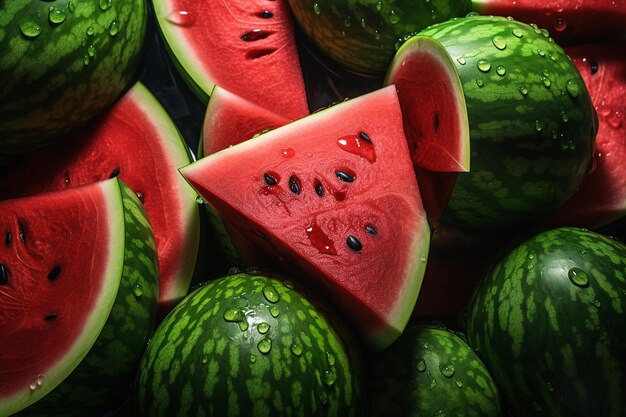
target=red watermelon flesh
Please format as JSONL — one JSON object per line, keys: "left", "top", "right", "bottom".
{"left": 543, "top": 42, "right": 626, "bottom": 229}
{"left": 201, "top": 86, "right": 291, "bottom": 156}
{"left": 0, "top": 82, "right": 200, "bottom": 317}
{"left": 472, "top": 0, "right": 626, "bottom": 46}
{"left": 182, "top": 85, "right": 431, "bottom": 351}
{"left": 0, "top": 180, "right": 124, "bottom": 415}
{"left": 153, "top": 0, "right": 309, "bottom": 121}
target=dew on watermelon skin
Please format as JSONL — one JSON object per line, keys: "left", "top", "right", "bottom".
{"left": 262, "top": 285, "right": 280, "bottom": 303}
{"left": 306, "top": 223, "right": 336, "bottom": 255}
{"left": 67, "top": 1, "right": 76, "bottom": 12}
{"left": 48, "top": 8, "right": 67, "bottom": 25}
{"left": 19, "top": 21, "right": 43, "bottom": 39}
{"left": 133, "top": 284, "right": 144, "bottom": 298}
{"left": 291, "top": 342, "right": 303, "bottom": 356}
{"left": 491, "top": 36, "right": 507, "bottom": 50}
{"left": 269, "top": 306, "right": 280, "bottom": 318}
{"left": 98, "top": 0, "right": 112, "bottom": 11}
{"left": 165, "top": 10, "right": 196, "bottom": 28}
{"left": 313, "top": 2, "right": 321, "bottom": 15}
{"left": 108, "top": 20, "right": 119, "bottom": 36}
{"left": 439, "top": 363, "right": 455, "bottom": 378}
{"left": 477, "top": 59, "right": 491, "bottom": 72}
{"left": 592, "top": 299, "right": 602, "bottom": 308}
{"left": 415, "top": 358, "right": 427, "bottom": 372}
{"left": 257, "top": 337, "right": 272, "bottom": 354}
{"left": 0, "top": 264, "right": 8, "bottom": 285}
{"left": 86, "top": 26, "right": 95, "bottom": 36}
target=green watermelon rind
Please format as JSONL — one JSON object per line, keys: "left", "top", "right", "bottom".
{"left": 1, "top": 179, "right": 126, "bottom": 416}
{"left": 127, "top": 82, "right": 201, "bottom": 309}
{"left": 15, "top": 179, "right": 159, "bottom": 417}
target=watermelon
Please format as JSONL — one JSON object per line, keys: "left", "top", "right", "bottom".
{"left": 152, "top": 0, "right": 309, "bottom": 120}
{"left": 0, "top": 178, "right": 158, "bottom": 416}
{"left": 288, "top": 0, "right": 472, "bottom": 75}
{"left": 472, "top": 0, "right": 626, "bottom": 46}
{"left": 136, "top": 272, "right": 363, "bottom": 417}
{"left": 181, "top": 85, "right": 431, "bottom": 351}
{"left": 386, "top": 15, "right": 597, "bottom": 234}
{"left": 0, "top": 0, "right": 147, "bottom": 159}
{"left": 543, "top": 42, "right": 626, "bottom": 229}
{"left": 367, "top": 323, "right": 502, "bottom": 417}
{"left": 466, "top": 227, "right": 626, "bottom": 417}
{"left": 200, "top": 86, "right": 292, "bottom": 157}
{"left": 0, "top": 81, "right": 200, "bottom": 317}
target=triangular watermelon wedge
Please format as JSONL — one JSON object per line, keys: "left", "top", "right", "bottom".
{"left": 181, "top": 85, "right": 430, "bottom": 351}
{"left": 153, "top": 0, "right": 309, "bottom": 120}
{"left": 0, "top": 178, "right": 158, "bottom": 416}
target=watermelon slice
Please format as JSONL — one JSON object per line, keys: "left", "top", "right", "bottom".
{"left": 200, "top": 86, "right": 292, "bottom": 156}
{"left": 0, "top": 178, "right": 158, "bottom": 416}
{"left": 543, "top": 42, "right": 626, "bottom": 229}
{"left": 181, "top": 86, "right": 431, "bottom": 351}
{"left": 472, "top": 0, "right": 626, "bottom": 46}
{"left": 0, "top": 82, "right": 200, "bottom": 317}
{"left": 152, "top": 0, "right": 309, "bottom": 121}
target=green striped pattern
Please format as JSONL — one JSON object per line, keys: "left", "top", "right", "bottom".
{"left": 0, "top": 0, "right": 146, "bottom": 158}
{"left": 467, "top": 227, "right": 626, "bottom": 417}
{"left": 18, "top": 179, "right": 159, "bottom": 417}
{"left": 137, "top": 273, "right": 362, "bottom": 417}
{"left": 288, "top": 0, "right": 471, "bottom": 74}
{"left": 410, "top": 15, "right": 596, "bottom": 233}
{"left": 367, "top": 324, "right": 501, "bottom": 417}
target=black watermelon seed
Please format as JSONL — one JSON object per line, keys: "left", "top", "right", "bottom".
{"left": 315, "top": 181, "right": 324, "bottom": 197}
{"left": 241, "top": 29, "right": 272, "bottom": 42}
{"left": 590, "top": 60, "right": 599, "bottom": 74}
{"left": 434, "top": 111, "right": 440, "bottom": 132}
{"left": 335, "top": 170, "right": 355, "bottom": 183}
{"left": 346, "top": 235, "right": 363, "bottom": 252}
{"left": 44, "top": 314, "right": 58, "bottom": 322}
{"left": 359, "top": 131, "right": 372, "bottom": 143}
{"left": 264, "top": 173, "right": 278, "bottom": 186}
{"left": 288, "top": 175, "right": 301, "bottom": 195}
{"left": 0, "top": 264, "right": 8, "bottom": 285}
{"left": 136, "top": 192, "right": 145, "bottom": 203}
{"left": 48, "top": 265, "right": 61, "bottom": 281}
{"left": 5, "top": 232, "right": 11, "bottom": 245}
{"left": 109, "top": 167, "right": 120, "bottom": 178}
{"left": 365, "top": 225, "right": 377, "bottom": 235}
{"left": 259, "top": 10, "right": 273, "bottom": 18}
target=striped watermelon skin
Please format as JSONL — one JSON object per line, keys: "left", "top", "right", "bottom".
{"left": 466, "top": 227, "right": 626, "bottom": 417}
{"left": 390, "top": 15, "right": 597, "bottom": 233}
{"left": 0, "top": 0, "right": 147, "bottom": 158}
{"left": 16, "top": 180, "right": 159, "bottom": 417}
{"left": 136, "top": 273, "right": 362, "bottom": 417}
{"left": 367, "top": 324, "right": 502, "bottom": 417}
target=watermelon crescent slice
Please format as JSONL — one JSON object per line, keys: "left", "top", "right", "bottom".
{"left": 0, "top": 180, "right": 125, "bottom": 415}
{"left": 153, "top": 0, "right": 309, "bottom": 121}
{"left": 182, "top": 85, "right": 431, "bottom": 350}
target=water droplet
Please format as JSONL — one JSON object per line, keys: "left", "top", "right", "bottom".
{"left": 415, "top": 358, "right": 427, "bottom": 372}
{"left": 165, "top": 10, "right": 196, "bottom": 27}
{"left": 29, "top": 381, "right": 38, "bottom": 391}
{"left": 313, "top": 3, "right": 321, "bottom": 15}
{"left": 534, "top": 120, "right": 543, "bottom": 132}
{"left": 20, "top": 21, "right": 42, "bottom": 38}
{"left": 250, "top": 354, "right": 257, "bottom": 363}
{"left": 565, "top": 79, "right": 580, "bottom": 98}
{"left": 306, "top": 223, "right": 336, "bottom": 255}
{"left": 553, "top": 17, "right": 567, "bottom": 32}
{"left": 337, "top": 133, "right": 376, "bottom": 162}
{"left": 541, "top": 76, "right": 552, "bottom": 88}
{"left": 376, "top": 1, "right": 383, "bottom": 11}
{"left": 541, "top": 28, "right": 550, "bottom": 37}
{"left": 560, "top": 110, "right": 569, "bottom": 123}
{"left": 262, "top": 285, "right": 280, "bottom": 303}
{"left": 477, "top": 59, "right": 491, "bottom": 72}
{"left": 546, "top": 381, "right": 554, "bottom": 392}
{"left": 83, "top": 55, "right": 90, "bottom": 66}
{"left": 456, "top": 57, "right": 466, "bottom": 65}
{"left": 324, "top": 369, "right": 336, "bottom": 386}
{"left": 496, "top": 65, "right": 506, "bottom": 76}
{"left": 269, "top": 306, "right": 280, "bottom": 318}
{"left": 223, "top": 307, "right": 245, "bottom": 322}
{"left": 537, "top": 48, "right": 546, "bottom": 57}
{"left": 86, "top": 26, "right": 95, "bottom": 36}
{"left": 608, "top": 111, "right": 623, "bottom": 128}
{"left": 476, "top": 77, "right": 484, "bottom": 87}
{"left": 592, "top": 299, "right": 602, "bottom": 308}
{"left": 434, "top": 410, "right": 447, "bottom": 417}
{"left": 318, "top": 390, "right": 328, "bottom": 404}
{"left": 202, "top": 356, "right": 208, "bottom": 364}
{"left": 456, "top": 380, "right": 463, "bottom": 388}
{"left": 374, "top": 30, "right": 381, "bottom": 40}
{"left": 518, "top": 85, "right": 528, "bottom": 96}
{"left": 257, "top": 322, "right": 270, "bottom": 334}
{"left": 512, "top": 28, "right": 524, "bottom": 37}
{"left": 133, "top": 284, "right": 144, "bottom": 297}
{"left": 389, "top": 10, "right": 400, "bottom": 24}
{"left": 108, "top": 20, "right": 119, "bottom": 36}
{"left": 257, "top": 338, "right": 272, "bottom": 354}
{"left": 568, "top": 267, "right": 589, "bottom": 287}
{"left": 98, "top": 0, "right": 112, "bottom": 11}
{"left": 283, "top": 280, "right": 295, "bottom": 289}
{"left": 87, "top": 44, "right": 96, "bottom": 57}
{"left": 326, "top": 351, "right": 336, "bottom": 366}
{"left": 343, "top": 16, "right": 352, "bottom": 27}
{"left": 492, "top": 36, "right": 507, "bottom": 50}
{"left": 291, "top": 342, "right": 303, "bottom": 356}
{"left": 48, "top": 8, "right": 67, "bottom": 24}
{"left": 440, "top": 363, "right": 455, "bottom": 378}
{"left": 67, "top": 1, "right": 76, "bottom": 12}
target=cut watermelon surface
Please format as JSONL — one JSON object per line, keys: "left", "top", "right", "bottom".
{"left": 200, "top": 86, "right": 292, "bottom": 156}
{"left": 0, "top": 82, "right": 199, "bottom": 317}
{"left": 0, "top": 180, "right": 125, "bottom": 415}
{"left": 182, "top": 86, "right": 431, "bottom": 351}
{"left": 544, "top": 42, "right": 626, "bottom": 229}
{"left": 153, "top": 0, "right": 309, "bottom": 121}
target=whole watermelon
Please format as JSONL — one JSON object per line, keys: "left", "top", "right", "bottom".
{"left": 0, "top": 0, "right": 147, "bottom": 160}
{"left": 136, "top": 272, "right": 363, "bottom": 417}
{"left": 467, "top": 227, "right": 626, "bottom": 417}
